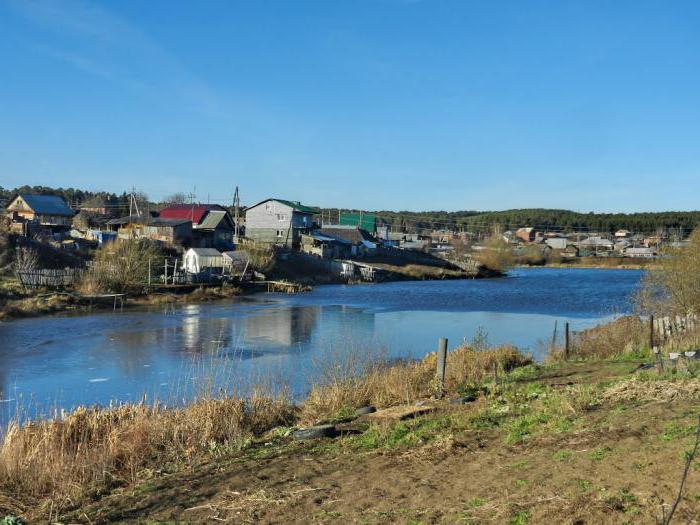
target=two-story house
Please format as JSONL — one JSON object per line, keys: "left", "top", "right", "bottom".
{"left": 244, "top": 198, "right": 317, "bottom": 248}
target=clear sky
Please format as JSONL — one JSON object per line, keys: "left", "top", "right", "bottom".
{"left": 1, "top": 0, "right": 699, "bottom": 212}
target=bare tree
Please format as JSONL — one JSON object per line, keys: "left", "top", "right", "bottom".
{"left": 164, "top": 192, "right": 188, "bottom": 205}
{"left": 15, "top": 247, "right": 39, "bottom": 273}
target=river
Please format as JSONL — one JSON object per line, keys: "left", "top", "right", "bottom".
{"left": 0, "top": 267, "right": 642, "bottom": 424}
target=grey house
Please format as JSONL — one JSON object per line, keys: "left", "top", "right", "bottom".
{"left": 244, "top": 198, "right": 317, "bottom": 248}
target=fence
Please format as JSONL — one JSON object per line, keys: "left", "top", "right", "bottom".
{"left": 16, "top": 268, "right": 83, "bottom": 288}
{"left": 652, "top": 314, "right": 699, "bottom": 342}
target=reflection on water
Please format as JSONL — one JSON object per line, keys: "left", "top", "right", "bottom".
{"left": 0, "top": 267, "right": 643, "bottom": 424}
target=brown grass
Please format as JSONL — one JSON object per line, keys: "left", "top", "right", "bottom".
{"left": 548, "top": 316, "right": 648, "bottom": 361}
{"left": 301, "top": 345, "right": 531, "bottom": 424}
{"left": 0, "top": 343, "right": 531, "bottom": 515}
{"left": 0, "top": 392, "right": 296, "bottom": 508}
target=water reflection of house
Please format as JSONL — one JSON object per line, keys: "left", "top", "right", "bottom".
{"left": 244, "top": 307, "right": 319, "bottom": 347}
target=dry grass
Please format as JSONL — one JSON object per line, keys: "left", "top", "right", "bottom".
{"left": 301, "top": 345, "right": 531, "bottom": 424}
{"left": 0, "top": 392, "right": 295, "bottom": 507}
{"left": 601, "top": 377, "right": 700, "bottom": 403}
{"left": 0, "top": 342, "right": 531, "bottom": 517}
{"left": 548, "top": 316, "right": 648, "bottom": 361}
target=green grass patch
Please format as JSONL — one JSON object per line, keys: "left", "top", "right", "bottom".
{"left": 553, "top": 450, "right": 574, "bottom": 462}
{"left": 344, "top": 413, "right": 469, "bottom": 451}
{"left": 660, "top": 422, "right": 696, "bottom": 441}
{"left": 588, "top": 446, "right": 614, "bottom": 461}
{"left": 465, "top": 497, "right": 488, "bottom": 509}
{"left": 508, "top": 511, "right": 530, "bottom": 524}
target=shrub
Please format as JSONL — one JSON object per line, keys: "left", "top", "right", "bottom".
{"left": 78, "top": 238, "right": 165, "bottom": 294}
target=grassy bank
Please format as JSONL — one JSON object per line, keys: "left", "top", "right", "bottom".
{"left": 518, "top": 256, "right": 659, "bottom": 270}
{"left": 2, "top": 316, "right": 700, "bottom": 523}
{"left": 0, "top": 280, "right": 243, "bottom": 321}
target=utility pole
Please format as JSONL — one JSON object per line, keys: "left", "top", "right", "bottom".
{"left": 187, "top": 188, "right": 196, "bottom": 222}
{"left": 233, "top": 186, "right": 241, "bottom": 243}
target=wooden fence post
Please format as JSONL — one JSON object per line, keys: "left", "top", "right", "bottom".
{"left": 436, "top": 337, "right": 448, "bottom": 397}
{"left": 551, "top": 320, "right": 558, "bottom": 353}
{"left": 649, "top": 314, "right": 655, "bottom": 350}
{"left": 565, "top": 322, "right": 570, "bottom": 359}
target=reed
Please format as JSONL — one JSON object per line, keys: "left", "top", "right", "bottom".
{"left": 0, "top": 340, "right": 531, "bottom": 515}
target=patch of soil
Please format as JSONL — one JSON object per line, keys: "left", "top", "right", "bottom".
{"left": 58, "top": 397, "right": 700, "bottom": 524}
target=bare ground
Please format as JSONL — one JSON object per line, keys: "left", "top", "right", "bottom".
{"left": 37, "top": 361, "right": 700, "bottom": 525}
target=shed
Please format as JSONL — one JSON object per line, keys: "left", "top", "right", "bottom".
{"left": 182, "top": 248, "right": 225, "bottom": 273}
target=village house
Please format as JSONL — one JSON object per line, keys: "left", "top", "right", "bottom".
{"left": 515, "top": 227, "right": 537, "bottom": 243}
{"left": 544, "top": 237, "right": 567, "bottom": 250}
{"left": 244, "top": 198, "right": 317, "bottom": 248}
{"left": 106, "top": 215, "right": 192, "bottom": 246}
{"left": 5, "top": 193, "right": 75, "bottom": 233}
{"left": 319, "top": 225, "right": 378, "bottom": 257}
{"left": 615, "top": 229, "right": 632, "bottom": 239}
{"left": 625, "top": 247, "right": 657, "bottom": 258}
{"left": 578, "top": 236, "right": 614, "bottom": 254}
{"left": 301, "top": 232, "right": 351, "bottom": 259}
{"left": 159, "top": 204, "right": 235, "bottom": 249}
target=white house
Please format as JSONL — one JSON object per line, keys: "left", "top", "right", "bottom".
{"left": 545, "top": 237, "right": 567, "bottom": 250}
{"left": 182, "top": 248, "right": 225, "bottom": 273}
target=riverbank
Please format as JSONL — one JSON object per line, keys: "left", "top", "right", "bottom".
{"left": 0, "top": 258, "right": 497, "bottom": 322}
{"left": 0, "top": 283, "right": 245, "bottom": 322}
{"left": 1, "top": 351, "right": 698, "bottom": 524}
{"left": 517, "top": 256, "right": 659, "bottom": 271}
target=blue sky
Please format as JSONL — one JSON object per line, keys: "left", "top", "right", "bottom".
{"left": 1, "top": 0, "right": 699, "bottom": 212}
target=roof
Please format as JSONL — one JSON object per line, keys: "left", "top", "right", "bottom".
{"left": 196, "top": 209, "right": 233, "bottom": 230}
{"left": 339, "top": 211, "right": 376, "bottom": 232}
{"left": 186, "top": 248, "right": 222, "bottom": 256}
{"left": 245, "top": 198, "right": 318, "bottom": 215}
{"left": 13, "top": 193, "right": 74, "bottom": 216}
{"left": 106, "top": 215, "right": 142, "bottom": 226}
{"left": 319, "top": 227, "right": 378, "bottom": 246}
{"left": 307, "top": 232, "right": 349, "bottom": 244}
{"left": 159, "top": 204, "right": 227, "bottom": 224}
{"left": 148, "top": 217, "right": 191, "bottom": 227}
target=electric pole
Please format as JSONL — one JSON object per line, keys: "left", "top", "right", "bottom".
{"left": 233, "top": 186, "right": 241, "bottom": 243}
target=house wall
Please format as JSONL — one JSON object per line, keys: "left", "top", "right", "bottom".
{"left": 245, "top": 201, "right": 312, "bottom": 247}
{"left": 6, "top": 196, "right": 73, "bottom": 226}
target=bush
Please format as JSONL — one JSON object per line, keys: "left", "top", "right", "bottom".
{"left": 636, "top": 228, "right": 700, "bottom": 315}
{"left": 79, "top": 238, "right": 165, "bottom": 294}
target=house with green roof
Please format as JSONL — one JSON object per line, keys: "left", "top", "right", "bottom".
{"left": 244, "top": 198, "right": 318, "bottom": 248}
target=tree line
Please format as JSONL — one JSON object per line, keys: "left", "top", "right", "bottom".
{"left": 356, "top": 208, "right": 700, "bottom": 235}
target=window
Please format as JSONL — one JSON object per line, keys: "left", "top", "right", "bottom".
{"left": 277, "top": 214, "right": 287, "bottom": 221}
{"left": 276, "top": 230, "right": 285, "bottom": 238}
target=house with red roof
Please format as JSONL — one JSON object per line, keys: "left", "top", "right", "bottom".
{"left": 159, "top": 204, "right": 235, "bottom": 249}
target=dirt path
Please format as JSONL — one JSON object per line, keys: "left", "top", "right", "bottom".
{"left": 65, "top": 396, "right": 699, "bottom": 524}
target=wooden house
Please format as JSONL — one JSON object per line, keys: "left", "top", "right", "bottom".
{"left": 244, "top": 198, "right": 317, "bottom": 248}
{"left": 5, "top": 193, "right": 75, "bottom": 231}
{"left": 159, "top": 204, "right": 235, "bottom": 249}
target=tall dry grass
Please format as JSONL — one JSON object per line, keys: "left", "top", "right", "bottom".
{"left": 301, "top": 345, "right": 530, "bottom": 424}
{"left": 0, "top": 392, "right": 295, "bottom": 506}
{"left": 548, "top": 316, "right": 648, "bottom": 361}
{"left": 0, "top": 340, "right": 531, "bottom": 517}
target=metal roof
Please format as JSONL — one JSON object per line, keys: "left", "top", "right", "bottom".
{"left": 186, "top": 248, "right": 222, "bottom": 256}
{"left": 159, "top": 204, "right": 226, "bottom": 224}
{"left": 15, "top": 193, "right": 74, "bottom": 216}
{"left": 148, "top": 218, "right": 191, "bottom": 227}
{"left": 245, "top": 198, "right": 318, "bottom": 215}
{"left": 196, "top": 209, "right": 233, "bottom": 230}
